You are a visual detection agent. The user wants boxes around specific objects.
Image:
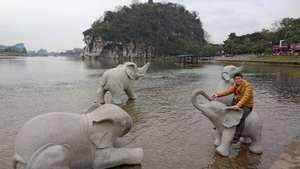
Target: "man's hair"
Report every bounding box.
[233,72,243,79]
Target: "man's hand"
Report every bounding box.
[229,105,241,110]
[211,93,218,100]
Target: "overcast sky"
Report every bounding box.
[0,0,299,51]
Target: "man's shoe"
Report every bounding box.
[231,138,239,144]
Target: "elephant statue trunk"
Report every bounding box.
[191,89,218,122]
[191,89,263,157]
[137,62,150,78]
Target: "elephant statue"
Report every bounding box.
[217,64,244,106]
[13,104,143,169]
[191,89,262,157]
[97,62,150,104]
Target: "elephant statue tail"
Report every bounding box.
[191,89,212,112]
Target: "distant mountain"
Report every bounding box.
[14,43,26,49]
[0,45,7,50]
[37,49,48,56]
[0,43,27,54]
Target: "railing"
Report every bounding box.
[175,55,215,64]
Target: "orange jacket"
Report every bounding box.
[216,79,254,108]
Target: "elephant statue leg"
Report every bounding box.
[214,130,222,147]
[110,88,123,105]
[97,86,107,104]
[125,87,137,100]
[240,137,252,144]
[94,147,143,169]
[216,128,235,156]
[249,132,263,154]
[28,145,71,169]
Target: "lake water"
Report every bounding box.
[0,57,300,169]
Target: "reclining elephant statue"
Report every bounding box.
[217,64,244,106]
[13,104,143,169]
[97,62,150,104]
[191,89,262,157]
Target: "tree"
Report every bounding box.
[223,17,300,56]
[85,2,207,57]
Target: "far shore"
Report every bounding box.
[215,54,300,65]
[0,55,20,59]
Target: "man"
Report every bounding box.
[212,73,254,143]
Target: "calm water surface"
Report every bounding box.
[0,57,300,169]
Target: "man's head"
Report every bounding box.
[233,73,243,85]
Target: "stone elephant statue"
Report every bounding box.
[217,64,244,106]
[97,62,150,104]
[13,104,143,169]
[191,89,262,157]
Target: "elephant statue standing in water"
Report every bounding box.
[13,104,143,169]
[217,64,244,106]
[97,62,150,104]
[191,89,262,157]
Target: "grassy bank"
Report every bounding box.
[216,55,300,65]
[250,55,300,64]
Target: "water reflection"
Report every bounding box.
[245,64,300,103]
[82,57,179,71]
[83,57,117,69]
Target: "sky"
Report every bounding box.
[0,0,299,52]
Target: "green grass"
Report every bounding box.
[251,55,300,64]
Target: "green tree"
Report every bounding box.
[85,2,207,57]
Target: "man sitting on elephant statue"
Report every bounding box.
[212,72,254,143]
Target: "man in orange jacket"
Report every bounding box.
[212,72,254,143]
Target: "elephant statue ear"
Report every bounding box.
[222,107,243,128]
[125,62,137,80]
[88,111,114,149]
[221,72,231,81]
[87,104,132,148]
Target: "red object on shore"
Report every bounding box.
[274,46,280,55]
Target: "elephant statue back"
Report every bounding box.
[13,104,141,169]
[14,112,93,168]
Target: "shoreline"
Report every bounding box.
[0,56,19,59]
[215,55,300,65]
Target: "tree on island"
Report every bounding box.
[83,1,221,58]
